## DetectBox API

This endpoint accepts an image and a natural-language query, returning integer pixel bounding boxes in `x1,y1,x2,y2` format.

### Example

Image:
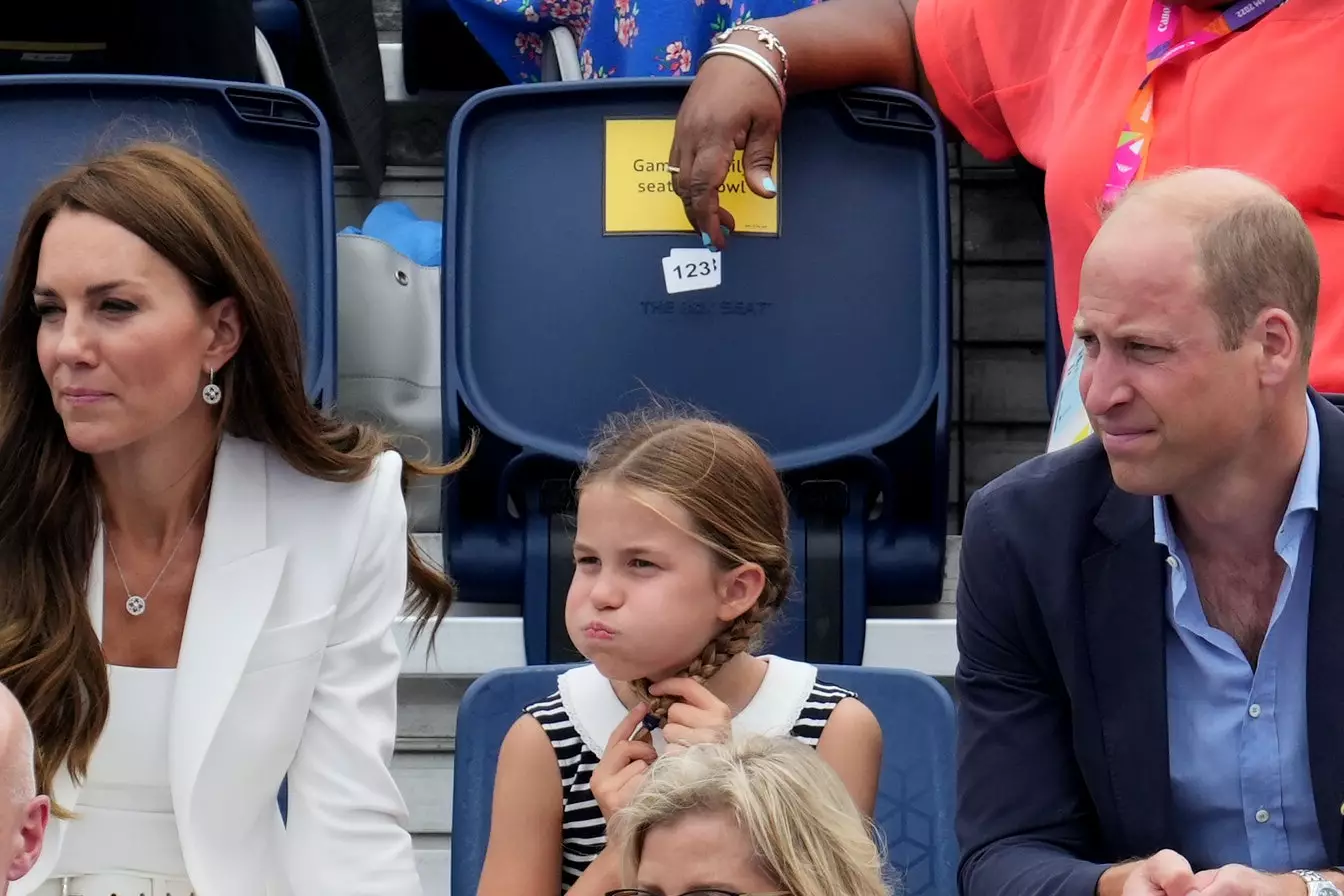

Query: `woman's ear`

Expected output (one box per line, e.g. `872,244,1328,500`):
202,296,243,371
717,563,766,623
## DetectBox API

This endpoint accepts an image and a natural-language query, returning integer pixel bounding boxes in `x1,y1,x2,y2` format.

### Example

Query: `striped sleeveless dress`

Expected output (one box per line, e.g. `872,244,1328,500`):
524,656,855,891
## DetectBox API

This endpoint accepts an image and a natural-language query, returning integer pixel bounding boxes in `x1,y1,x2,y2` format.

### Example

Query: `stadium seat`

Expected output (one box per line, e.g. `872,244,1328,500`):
440,79,951,666
0,76,336,404
450,663,958,896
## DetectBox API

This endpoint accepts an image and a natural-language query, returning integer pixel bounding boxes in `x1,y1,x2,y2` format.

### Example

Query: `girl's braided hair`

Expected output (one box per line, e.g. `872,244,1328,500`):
575,405,793,738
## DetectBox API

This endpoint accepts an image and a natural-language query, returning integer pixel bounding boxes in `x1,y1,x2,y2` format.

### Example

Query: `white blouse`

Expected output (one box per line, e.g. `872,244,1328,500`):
54,665,189,877
55,540,189,878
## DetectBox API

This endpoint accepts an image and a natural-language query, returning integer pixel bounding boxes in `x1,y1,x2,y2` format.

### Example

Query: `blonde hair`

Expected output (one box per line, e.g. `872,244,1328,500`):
612,736,892,896
576,406,792,732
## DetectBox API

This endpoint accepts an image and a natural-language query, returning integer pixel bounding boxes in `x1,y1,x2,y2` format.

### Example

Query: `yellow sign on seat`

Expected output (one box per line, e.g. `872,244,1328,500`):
603,118,779,236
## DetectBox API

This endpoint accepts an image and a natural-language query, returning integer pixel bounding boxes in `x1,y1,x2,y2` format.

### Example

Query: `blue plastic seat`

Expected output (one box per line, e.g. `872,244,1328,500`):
0,75,336,404
451,663,957,896
440,79,951,666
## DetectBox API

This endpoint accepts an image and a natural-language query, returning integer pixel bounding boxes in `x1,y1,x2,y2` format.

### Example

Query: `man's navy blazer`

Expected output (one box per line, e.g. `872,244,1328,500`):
955,390,1344,896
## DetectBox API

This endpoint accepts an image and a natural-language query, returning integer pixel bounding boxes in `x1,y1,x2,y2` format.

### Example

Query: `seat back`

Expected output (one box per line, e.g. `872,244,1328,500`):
820,666,958,896
0,75,336,404
451,665,564,896
441,79,950,667
451,663,958,896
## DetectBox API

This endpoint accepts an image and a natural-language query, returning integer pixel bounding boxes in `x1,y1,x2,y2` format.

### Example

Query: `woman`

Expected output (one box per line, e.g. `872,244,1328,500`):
0,142,468,896
670,0,1344,393
609,735,891,896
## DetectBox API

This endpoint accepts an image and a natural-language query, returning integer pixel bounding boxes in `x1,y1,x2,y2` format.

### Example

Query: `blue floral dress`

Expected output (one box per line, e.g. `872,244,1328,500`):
444,0,826,84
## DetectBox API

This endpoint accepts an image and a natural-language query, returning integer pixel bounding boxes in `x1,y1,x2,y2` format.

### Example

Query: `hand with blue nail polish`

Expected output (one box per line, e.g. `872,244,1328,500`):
668,38,783,251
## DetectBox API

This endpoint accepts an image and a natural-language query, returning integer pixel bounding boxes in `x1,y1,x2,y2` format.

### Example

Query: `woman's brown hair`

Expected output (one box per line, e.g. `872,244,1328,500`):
0,142,470,812
576,406,792,734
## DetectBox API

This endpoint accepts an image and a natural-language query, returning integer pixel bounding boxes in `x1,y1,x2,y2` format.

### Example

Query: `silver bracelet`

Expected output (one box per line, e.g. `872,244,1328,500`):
699,43,787,111
712,24,789,86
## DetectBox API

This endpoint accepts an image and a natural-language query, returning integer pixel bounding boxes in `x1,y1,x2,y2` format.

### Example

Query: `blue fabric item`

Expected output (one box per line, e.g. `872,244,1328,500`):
1156,398,1327,872
340,201,443,267
444,0,825,84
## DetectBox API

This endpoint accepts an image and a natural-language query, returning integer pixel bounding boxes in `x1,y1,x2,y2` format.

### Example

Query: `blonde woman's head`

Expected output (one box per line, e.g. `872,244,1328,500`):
610,736,892,896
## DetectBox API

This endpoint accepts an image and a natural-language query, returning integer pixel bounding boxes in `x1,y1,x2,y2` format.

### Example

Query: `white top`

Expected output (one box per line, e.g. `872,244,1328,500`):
55,665,189,877
55,539,189,878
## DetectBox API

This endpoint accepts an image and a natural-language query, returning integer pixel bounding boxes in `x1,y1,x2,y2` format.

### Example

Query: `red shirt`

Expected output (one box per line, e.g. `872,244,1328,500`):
915,0,1344,391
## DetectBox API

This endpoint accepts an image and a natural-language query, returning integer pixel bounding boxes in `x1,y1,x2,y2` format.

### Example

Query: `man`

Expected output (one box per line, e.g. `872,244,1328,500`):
0,685,44,893
956,167,1344,896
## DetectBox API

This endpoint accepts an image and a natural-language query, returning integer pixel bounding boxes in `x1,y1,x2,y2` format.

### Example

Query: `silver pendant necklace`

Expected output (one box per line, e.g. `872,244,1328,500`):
106,487,209,617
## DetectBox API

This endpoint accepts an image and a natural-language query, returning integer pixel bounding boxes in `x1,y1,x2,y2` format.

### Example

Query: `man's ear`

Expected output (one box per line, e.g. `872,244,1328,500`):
1252,307,1302,387
7,795,48,882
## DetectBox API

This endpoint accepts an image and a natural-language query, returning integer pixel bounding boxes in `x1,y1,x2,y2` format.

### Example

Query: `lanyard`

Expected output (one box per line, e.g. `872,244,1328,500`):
1101,0,1289,204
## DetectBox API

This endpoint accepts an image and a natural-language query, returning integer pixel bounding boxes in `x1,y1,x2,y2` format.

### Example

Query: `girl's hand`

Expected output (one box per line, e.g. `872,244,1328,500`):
590,702,659,820
649,678,733,754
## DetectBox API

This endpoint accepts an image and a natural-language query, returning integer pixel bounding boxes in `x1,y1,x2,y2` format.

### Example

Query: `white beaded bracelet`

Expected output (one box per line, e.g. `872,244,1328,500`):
699,42,787,111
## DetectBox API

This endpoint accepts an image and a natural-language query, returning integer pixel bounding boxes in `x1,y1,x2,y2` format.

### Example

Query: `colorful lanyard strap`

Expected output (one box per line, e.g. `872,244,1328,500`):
1102,0,1290,205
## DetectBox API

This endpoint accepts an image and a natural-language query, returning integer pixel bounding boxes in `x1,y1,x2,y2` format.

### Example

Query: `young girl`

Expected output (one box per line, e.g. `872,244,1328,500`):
611,735,892,896
477,408,884,896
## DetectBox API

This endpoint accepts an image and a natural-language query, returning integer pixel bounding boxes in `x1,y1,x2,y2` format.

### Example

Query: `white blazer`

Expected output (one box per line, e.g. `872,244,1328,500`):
15,435,422,896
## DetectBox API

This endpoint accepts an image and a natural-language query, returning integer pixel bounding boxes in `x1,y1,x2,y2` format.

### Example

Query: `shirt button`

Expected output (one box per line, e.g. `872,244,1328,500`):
1249,704,1262,718
1256,809,1270,823
1166,555,1179,569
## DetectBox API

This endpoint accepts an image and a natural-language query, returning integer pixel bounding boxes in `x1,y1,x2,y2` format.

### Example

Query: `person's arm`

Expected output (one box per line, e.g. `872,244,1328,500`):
815,696,883,819
480,702,660,896
736,0,925,100
475,719,628,896
476,715,567,896
282,452,421,896
673,0,944,246
955,487,1110,896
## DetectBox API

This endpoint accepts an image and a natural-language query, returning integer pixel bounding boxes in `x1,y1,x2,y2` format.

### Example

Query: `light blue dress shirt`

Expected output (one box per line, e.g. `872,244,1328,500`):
1155,400,1326,872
